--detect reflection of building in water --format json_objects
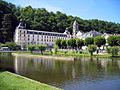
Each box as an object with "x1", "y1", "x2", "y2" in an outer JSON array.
[
  {"x1": 117, "y1": 60, "x2": 120, "y2": 69},
  {"x1": 13, "y1": 55, "x2": 120, "y2": 85},
  {"x1": 14, "y1": 55, "x2": 55, "y2": 74}
]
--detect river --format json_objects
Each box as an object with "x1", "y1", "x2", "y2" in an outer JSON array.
[{"x1": 0, "y1": 52, "x2": 120, "y2": 90}]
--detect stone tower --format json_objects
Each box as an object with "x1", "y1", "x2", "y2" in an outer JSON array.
[{"x1": 73, "y1": 20, "x2": 79, "y2": 38}]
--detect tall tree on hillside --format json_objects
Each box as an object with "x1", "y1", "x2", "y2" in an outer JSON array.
[{"x1": 1, "y1": 14, "x2": 18, "y2": 42}]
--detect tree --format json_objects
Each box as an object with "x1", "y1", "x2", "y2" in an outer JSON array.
[
  {"x1": 107, "y1": 36, "x2": 120, "y2": 46},
  {"x1": 88, "y1": 45, "x2": 97, "y2": 56},
  {"x1": 67, "y1": 39, "x2": 77, "y2": 49},
  {"x1": 107, "y1": 46, "x2": 119, "y2": 57},
  {"x1": 4, "y1": 42, "x2": 17, "y2": 50},
  {"x1": 76, "y1": 39, "x2": 84, "y2": 49},
  {"x1": 27, "y1": 45, "x2": 36, "y2": 53},
  {"x1": 37, "y1": 45, "x2": 46, "y2": 55},
  {"x1": 61, "y1": 40, "x2": 67, "y2": 49},
  {"x1": 55, "y1": 39, "x2": 62, "y2": 48},
  {"x1": 84, "y1": 37, "x2": 94, "y2": 46},
  {"x1": 54, "y1": 45, "x2": 58, "y2": 54},
  {"x1": 94, "y1": 36, "x2": 106, "y2": 52}
]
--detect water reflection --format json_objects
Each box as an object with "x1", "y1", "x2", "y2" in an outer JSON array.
[
  {"x1": 0, "y1": 53, "x2": 120, "y2": 90},
  {"x1": 13, "y1": 55, "x2": 120, "y2": 87}
]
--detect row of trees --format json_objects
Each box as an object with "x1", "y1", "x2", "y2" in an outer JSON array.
[
  {"x1": 55, "y1": 36, "x2": 120, "y2": 49},
  {"x1": 27, "y1": 45, "x2": 46, "y2": 54},
  {"x1": 0, "y1": 42, "x2": 20, "y2": 50},
  {"x1": 1, "y1": 0, "x2": 120, "y2": 43},
  {"x1": 55, "y1": 36, "x2": 120, "y2": 56},
  {"x1": 55, "y1": 36, "x2": 106, "y2": 50}
]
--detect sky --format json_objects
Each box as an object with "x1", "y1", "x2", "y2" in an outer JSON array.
[{"x1": 6, "y1": 0, "x2": 120, "y2": 23}]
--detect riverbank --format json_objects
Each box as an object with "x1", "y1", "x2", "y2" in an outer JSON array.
[
  {"x1": 12, "y1": 53, "x2": 75, "y2": 61},
  {"x1": 0, "y1": 71, "x2": 61, "y2": 90},
  {"x1": 11, "y1": 51, "x2": 120, "y2": 60}
]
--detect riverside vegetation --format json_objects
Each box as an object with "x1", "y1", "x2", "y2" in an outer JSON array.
[
  {"x1": 0, "y1": 36, "x2": 120, "y2": 57},
  {"x1": 25, "y1": 36, "x2": 120, "y2": 57}
]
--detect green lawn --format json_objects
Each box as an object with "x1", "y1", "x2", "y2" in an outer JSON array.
[{"x1": 0, "y1": 71, "x2": 61, "y2": 90}]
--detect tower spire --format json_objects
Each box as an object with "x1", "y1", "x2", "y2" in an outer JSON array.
[{"x1": 73, "y1": 19, "x2": 79, "y2": 38}]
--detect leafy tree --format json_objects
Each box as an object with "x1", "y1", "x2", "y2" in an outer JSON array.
[
  {"x1": 54, "y1": 45, "x2": 58, "y2": 54},
  {"x1": 37, "y1": 45, "x2": 46, "y2": 55},
  {"x1": 68, "y1": 39, "x2": 77, "y2": 49},
  {"x1": 107, "y1": 46, "x2": 119, "y2": 57},
  {"x1": 88, "y1": 45, "x2": 97, "y2": 56},
  {"x1": 27, "y1": 45, "x2": 36, "y2": 53},
  {"x1": 84, "y1": 37, "x2": 94, "y2": 46},
  {"x1": 61, "y1": 40, "x2": 67, "y2": 49},
  {"x1": 94, "y1": 36, "x2": 106, "y2": 49},
  {"x1": 55, "y1": 39, "x2": 62, "y2": 48},
  {"x1": 4, "y1": 42, "x2": 17, "y2": 50},
  {"x1": 76, "y1": 39, "x2": 84, "y2": 49},
  {"x1": 107, "y1": 36, "x2": 120, "y2": 46}
]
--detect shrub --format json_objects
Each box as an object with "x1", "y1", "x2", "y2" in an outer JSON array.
[{"x1": 88, "y1": 45, "x2": 97, "y2": 56}]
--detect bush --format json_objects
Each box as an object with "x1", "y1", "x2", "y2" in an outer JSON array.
[
  {"x1": 107, "y1": 46, "x2": 119, "y2": 57},
  {"x1": 88, "y1": 45, "x2": 97, "y2": 56}
]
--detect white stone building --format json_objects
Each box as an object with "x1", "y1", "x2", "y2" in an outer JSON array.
[
  {"x1": 14, "y1": 23, "x2": 71, "y2": 49},
  {"x1": 14, "y1": 20, "x2": 104, "y2": 49}
]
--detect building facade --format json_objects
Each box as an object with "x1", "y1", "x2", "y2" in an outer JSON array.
[
  {"x1": 14, "y1": 24, "x2": 71, "y2": 49},
  {"x1": 14, "y1": 20, "x2": 103, "y2": 49}
]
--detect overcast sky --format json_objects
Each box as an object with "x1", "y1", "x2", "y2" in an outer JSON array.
[{"x1": 6, "y1": 0, "x2": 120, "y2": 23}]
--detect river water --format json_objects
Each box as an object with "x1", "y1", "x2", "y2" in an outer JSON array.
[{"x1": 0, "y1": 53, "x2": 120, "y2": 90}]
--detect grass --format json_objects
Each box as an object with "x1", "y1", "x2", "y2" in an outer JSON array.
[{"x1": 0, "y1": 71, "x2": 61, "y2": 90}]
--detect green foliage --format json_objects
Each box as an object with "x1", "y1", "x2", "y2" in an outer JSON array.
[
  {"x1": 27, "y1": 45, "x2": 36, "y2": 53},
  {"x1": 88, "y1": 45, "x2": 97, "y2": 56},
  {"x1": 94, "y1": 36, "x2": 106, "y2": 47},
  {"x1": 0, "y1": 43, "x2": 4, "y2": 47},
  {"x1": 4, "y1": 42, "x2": 17, "y2": 50},
  {"x1": 55, "y1": 39, "x2": 62, "y2": 48},
  {"x1": 107, "y1": 46, "x2": 119, "y2": 57},
  {"x1": 107, "y1": 36, "x2": 120, "y2": 46},
  {"x1": 67, "y1": 39, "x2": 76, "y2": 49},
  {"x1": 76, "y1": 39, "x2": 84, "y2": 49},
  {"x1": 37, "y1": 45, "x2": 46, "y2": 55},
  {"x1": 61, "y1": 40, "x2": 67, "y2": 49},
  {"x1": 84, "y1": 37, "x2": 94, "y2": 46},
  {"x1": 54, "y1": 45, "x2": 58, "y2": 54}
]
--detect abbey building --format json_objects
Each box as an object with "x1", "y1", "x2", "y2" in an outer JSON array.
[{"x1": 14, "y1": 20, "x2": 102, "y2": 49}]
